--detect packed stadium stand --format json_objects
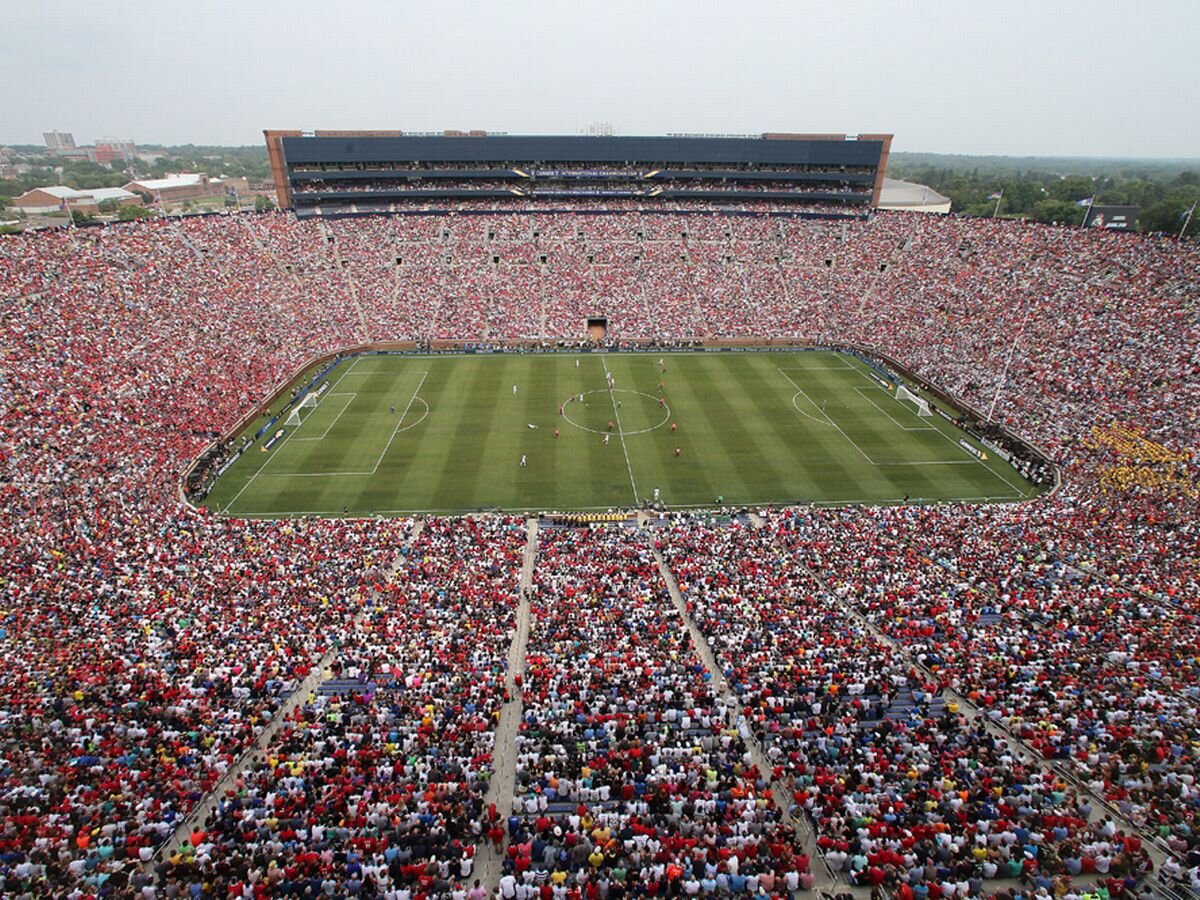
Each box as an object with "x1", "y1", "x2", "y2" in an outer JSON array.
[{"x1": 0, "y1": 201, "x2": 1198, "y2": 898}]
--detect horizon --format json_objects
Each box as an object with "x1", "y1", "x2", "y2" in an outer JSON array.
[
  {"x1": 5, "y1": 137, "x2": 1199, "y2": 165},
  {"x1": 2, "y1": 0, "x2": 1196, "y2": 159}
]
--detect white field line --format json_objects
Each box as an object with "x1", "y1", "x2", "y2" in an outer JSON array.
[
  {"x1": 250, "y1": 399, "x2": 431, "y2": 479},
  {"x1": 782, "y1": 365, "x2": 865, "y2": 371},
  {"x1": 224, "y1": 357, "x2": 361, "y2": 511},
  {"x1": 369, "y1": 371, "x2": 428, "y2": 474},
  {"x1": 852, "y1": 386, "x2": 935, "y2": 432},
  {"x1": 836, "y1": 358, "x2": 1030, "y2": 497},
  {"x1": 231, "y1": 494, "x2": 1030, "y2": 517},
  {"x1": 777, "y1": 367, "x2": 998, "y2": 472},
  {"x1": 601, "y1": 355, "x2": 640, "y2": 505},
  {"x1": 838, "y1": 355, "x2": 865, "y2": 373},
  {"x1": 292, "y1": 392, "x2": 357, "y2": 441},
  {"x1": 778, "y1": 366, "x2": 875, "y2": 464},
  {"x1": 922, "y1": 419, "x2": 1031, "y2": 497}
]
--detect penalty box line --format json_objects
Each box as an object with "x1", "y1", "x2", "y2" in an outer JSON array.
[
  {"x1": 370, "y1": 370, "x2": 429, "y2": 474},
  {"x1": 839, "y1": 358, "x2": 1032, "y2": 497},
  {"x1": 224, "y1": 356, "x2": 362, "y2": 512},
  {"x1": 852, "y1": 386, "x2": 935, "y2": 432},
  {"x1": 291, "y1": 392, "x2": 357, "y2": 441},
  {"x1": 778, "y1": 367, "x2": 980, "y2": 469},
  {"x1": 779, "y1": 366, "x2": 1031, "y2": 497}
]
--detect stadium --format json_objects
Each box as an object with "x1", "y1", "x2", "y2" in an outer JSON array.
[{"x1": 0, "y1": 128, "x2": 1197, "y2": 900}]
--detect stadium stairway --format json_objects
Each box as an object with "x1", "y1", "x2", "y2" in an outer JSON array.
[
  {"x1": 473, "y1": 517, "x2": 538, "y2": 894},
  {"x1": 653, "y1": 546, "x2": 833, "y2": 889},
  {"x1": 169, "y1": 220, "x2": 205, "y2": 263},
  {"x1": 148, "y1": 518, "x2": 428, "y2": 872},
  {"x1": 319, "y1": 219, "x2": 371, "y2": 341},
  {"x1": 756, "y1": 519, "x2": 1170, "y2": 878}
]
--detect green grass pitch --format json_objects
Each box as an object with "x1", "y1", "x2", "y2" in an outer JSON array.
[{"x1": 205, "y1": 350, "x2": 1041, "y2": 516}]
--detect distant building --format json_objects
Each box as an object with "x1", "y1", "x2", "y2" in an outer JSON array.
[
  {"x1": 12, "y1": 185, "x2": 140, "y2": 214},
  {"x1": 42, "y1": 132, "x2": 138, "y2": 165},
  {"x1": 877, "y1": 178, "x2": 951, "y2": 214},
  {"x1": 91, "y1": 138, "x2": 137, "y2": 165},
  {"x1": 123, "y1": 173, "x2": 222, "y2": 206},
  {"x1": 44, "y1": 130, "x2": 76, "y2": 153}
]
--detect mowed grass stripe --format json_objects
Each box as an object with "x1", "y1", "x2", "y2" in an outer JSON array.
[
  {"x1": 831, "y1": 358, "x2": 1025, "y2": 499},
  {"x1": 398, "y1": 360, "x2": 470, "y2": 510},
  {"x1": 669, "y1": 356, "x2": 781, "y2": 502},
  {"x1": 206, "y1": 351, "x2": 1045, "y2": 515},
  {"x1": 429, "y1": 358, "x2": 506, "y2": 509},
  {"x1": 607, "y1": 356, "x2": 704, "y2": 505},
  {"x1": 690, "y1": 356, "x2": 792, "y2": 502},
  {"x1": 740, "y1": 355, "x2": 865, "y2": 501},
  {"x1": 355, "y1": 365, "x2": 446, "y2": 510},
  {"x1": 583, "y1": 356, "x2": 639, "y2": 506}
]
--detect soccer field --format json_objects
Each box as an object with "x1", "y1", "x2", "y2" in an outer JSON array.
[{"x1": 205, "y1": 350, "x2": 1041, "y2": 516}]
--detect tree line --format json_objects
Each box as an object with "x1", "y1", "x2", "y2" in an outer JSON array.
[{"x1": 889, "y1": 153, "x2": 1199, "y2": 237}]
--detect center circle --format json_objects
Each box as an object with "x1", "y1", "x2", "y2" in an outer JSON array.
[{"x1": 560, "y1": 389, "x2": 671, "y2": 435}]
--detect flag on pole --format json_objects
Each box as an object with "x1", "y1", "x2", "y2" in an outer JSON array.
[
  {"x1": 987, "y1": 192, "x2": 1002, "y2": 200},
  {"x1": 1181, "y1": 202, "x2": 1197, "y2": 221},
  {"x1": 1076, "y1": 197, "x2": 1094, "y2": 207}
]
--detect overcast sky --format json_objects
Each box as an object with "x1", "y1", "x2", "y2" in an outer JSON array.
[{"x1": 4, "y1": 0, "x2": 1197, "y2": 158}]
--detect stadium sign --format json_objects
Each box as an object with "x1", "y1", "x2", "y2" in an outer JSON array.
[{"x1": 1082, "y1": 205, "x2": 1139, "y2": 230}]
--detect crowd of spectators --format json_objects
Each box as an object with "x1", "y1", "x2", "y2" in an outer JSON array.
[
  {"x1": 658, "y1": 518, "x2": 1160, "y2": 897},
  {"x1": 509, "y1": 526, "x2": 813, "y2": 896},
  {"x1": 0, "y1": 204, "x2": 1197, "y2": 895},
  {"x1": 155, "y1": 517, "x2": 524, "y2": 897}
]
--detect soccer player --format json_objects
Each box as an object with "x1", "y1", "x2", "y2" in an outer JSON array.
[
  {"x1": 553, "y1": 427, "x2": 559, "y2": 439},
  {"x1": 670, "y1": 421, "x2": 677, "y2": 432},
  {"x1": 675, "y1": 446, "x2": 681, "y2": 458},
  {"x1": 520, "y1": 454, "x2": 527, "y2": 467},
  {"x1": 390, "y1": 405, "x2": 396, "y2": 415},
  {"x1": 608, "y1": 420, "x2": 614, "y2": 432},
  {"x1": 603, "y1": 434, "x2": 610, "y2": 445},
  {"x1": 512, "y1": 384, "x2": 518, "y2": 395}
]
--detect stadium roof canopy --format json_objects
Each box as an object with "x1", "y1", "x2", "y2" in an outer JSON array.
[
  {"x1": 877, "y1": 178, "x2": 951, "y2": 214},
  {"x1": 125, "y1": 174, "x2": 205, "y2": 192}
]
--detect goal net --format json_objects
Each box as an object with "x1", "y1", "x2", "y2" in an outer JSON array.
[
  {"x1": 896, "y1": 384, "x2": 933, "y2": 417},
  {"x1": 285, "y1": 393, "x2": 319, "y2": 428}
]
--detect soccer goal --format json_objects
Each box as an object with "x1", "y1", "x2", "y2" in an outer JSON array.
[
  {"x1": 285, "y1": 393, "x2": 318, "y2": 427},
  {"x1": 896, "y1": 384, "x2": 933, "y2": 417}
]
